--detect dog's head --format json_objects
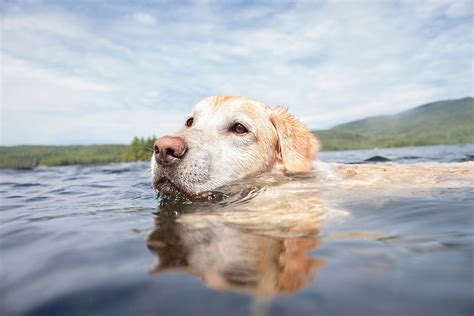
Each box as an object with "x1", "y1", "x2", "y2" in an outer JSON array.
[{"x1": 151, "y1": 96, "x2": 319, "y2": 195}]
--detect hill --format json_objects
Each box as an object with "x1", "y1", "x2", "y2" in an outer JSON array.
[{"x1": 314, "y1": 97, "x2": 474, "y2": 151}]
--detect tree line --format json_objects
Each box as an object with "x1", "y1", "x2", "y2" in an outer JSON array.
[{"x1": 123, "y1": 136, "x2": 156, "y2": 161}]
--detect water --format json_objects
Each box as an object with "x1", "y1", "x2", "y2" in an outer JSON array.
[
  {"x1": 318, "y1": 143, "x2": 474, "y2": 163},
  {"x1": 1, "y1": 144, "x2": 473, "y2": 316}
]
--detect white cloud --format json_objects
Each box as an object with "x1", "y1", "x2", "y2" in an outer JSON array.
[
  {"x1": 446, "y1": 1, "x2": 474, "y2": 17},
  {"x1": 132, "y1": 12, "x2": 156, "y2": 26},
  {"x1": 2, "y1": 108, "x2": 185, "y2": 145},
  {"x1": 301, "y1": 88, "x2": 440, "y2": 125},
  {"x1": 1, "y1": 53, "x2": 115, "y2": 113},
  {"x1": 0, "y1": 0, "x2": 472, "y2": 145}
]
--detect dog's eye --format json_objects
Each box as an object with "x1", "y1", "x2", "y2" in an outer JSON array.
[
  {"x1": 185, "y1": 117, "x2": 194, "y2": 128},
  {"x1": 229, "y1": 123, "x2": 248, "y2": 134}
]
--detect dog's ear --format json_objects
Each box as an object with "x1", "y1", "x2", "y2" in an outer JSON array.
[{"x1": 270, "y1": 106, "x2": 319, "y2": 172}]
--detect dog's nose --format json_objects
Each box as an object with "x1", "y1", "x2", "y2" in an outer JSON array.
[{"x1": 153, "y1": 136, "x2": 188, "y2": 166}]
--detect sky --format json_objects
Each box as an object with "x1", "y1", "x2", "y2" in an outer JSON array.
[{"x1": 1, "y1": 0, "x2": 473, "y2": 145}]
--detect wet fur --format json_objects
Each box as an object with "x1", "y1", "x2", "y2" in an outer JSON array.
[{"x1": 151, "y1": 96, "x2": 318, "y2": 196}]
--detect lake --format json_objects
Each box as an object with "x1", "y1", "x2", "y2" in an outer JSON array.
[{"x1": 1, "y1": 144, "x2": 473, "y2": 316}]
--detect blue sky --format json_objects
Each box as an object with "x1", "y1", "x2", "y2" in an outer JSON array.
[{"x1": 1, "y1": 0, "x2": 473, "y2": 145}]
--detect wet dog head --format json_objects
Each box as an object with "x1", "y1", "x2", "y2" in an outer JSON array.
[{"x1": 151, "y1": 96, "x2": 319, "y2": 196}]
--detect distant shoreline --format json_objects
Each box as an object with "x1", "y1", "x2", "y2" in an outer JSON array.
[
  {"x1": 1, "y1": 142, "x2": 472, "y2": 169},
  {"x1": 2, "y1": 97, "x2": 472, "y2": 169}
]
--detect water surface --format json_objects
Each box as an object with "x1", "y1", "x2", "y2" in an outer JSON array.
[{"x1": 1, "y1": 144, "x2": 473, "y2": 315}]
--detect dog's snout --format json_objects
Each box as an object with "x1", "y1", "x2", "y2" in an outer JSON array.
[{"x1": 154, "y1": 136, "x2": 188, "y2": 165}]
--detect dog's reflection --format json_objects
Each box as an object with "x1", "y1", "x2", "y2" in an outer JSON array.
[{"x1": 147, "y1": 200, "x2": 326, "y2": 297}]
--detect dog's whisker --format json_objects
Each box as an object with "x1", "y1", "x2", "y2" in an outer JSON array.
[
  {"x1": 142, "y1": 146, "x2": 154, "y2": 152},
  {"x1": 142, "y1": 167, "x2": 151, "y2": 176}
]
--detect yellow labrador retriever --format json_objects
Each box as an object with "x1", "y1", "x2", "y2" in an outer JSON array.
[
  {"x1": 148, "y1": 96, "x2": 473, "y2": 297},
  {"x1": 151, "y1": 96, "x2": 318, "y2": 196}
]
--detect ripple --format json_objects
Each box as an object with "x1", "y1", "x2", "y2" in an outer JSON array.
[
  {"x1": 363, "y1": 155, "x2": 391, "y2": 162},
  {"x1": 457, "y1": 154, "x2": 474, "y2": 162},
  {"x1": 101, "y1": 168, "x2": 135, "y2": 174},
  {"x1": 12, "y1": 183, "x2": 43, "y2": 188},
  {"x1": 5, "y1": 195, "x2": 25, "y2": 199},
  {"x1": 0, "y1": 204, "x2": 24, "y2": 211},
  {"x1": 63, "y1": 176, "x2": 90, "y2": 181},
  {"x1": 25, "y1": 196, "x2": 50, "y2": 202},
  {"x1": 48, "y1": 188, "x2": 82, "y2": 196},
  {"x1": 0, "y1": 182, "x2": 18, "y2": 186}
]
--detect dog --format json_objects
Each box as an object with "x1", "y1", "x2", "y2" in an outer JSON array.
[
  {"x1": 147, "y1": 96, "x2": 474, "y2": 296},
  {"x1": 151, "y1": 96, "x2": 319, "y2": 196}
]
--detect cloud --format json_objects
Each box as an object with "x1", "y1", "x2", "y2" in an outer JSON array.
[
  {"x1": 1, "y1": 108, "x2": 185, "y2": 145},
  {"x1": 301, "y1": 88, "x2": 440, "y2": 125},
  {"x1": 132, "y1": 12, "x2": 156, "y2": 26},
  {"x1": 1, "y1": 53, "x2": 116, "y2": 114},
  {"x1": 1, "y1": 0, "x2": 472, "y2": 145}
]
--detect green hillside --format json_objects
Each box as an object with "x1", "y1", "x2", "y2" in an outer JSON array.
[{"x1": 314, "y1": 97, "x2": 474, "y2": 151}]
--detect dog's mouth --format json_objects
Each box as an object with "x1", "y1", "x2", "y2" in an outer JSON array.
[
  {"x1": 153, "y1": 175, "x2": 222, "y2": 202},
  {"x1": 153, "y1": 176, "x2": 183, "y2": 194}
]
